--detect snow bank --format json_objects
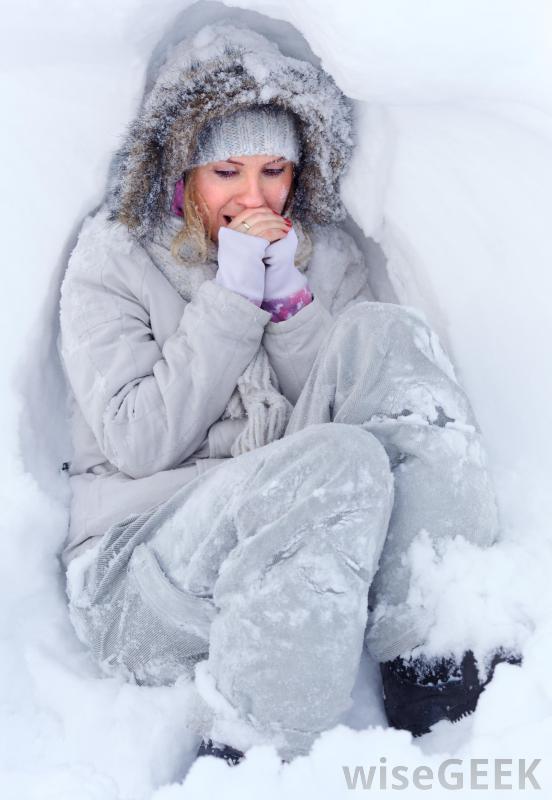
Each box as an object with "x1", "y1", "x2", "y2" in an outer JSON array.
[{"x1": 1, "y1": 0, "x2": 552, "y2": 797}]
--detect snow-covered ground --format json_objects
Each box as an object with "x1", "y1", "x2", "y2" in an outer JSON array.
[{"x1": 2, "y1": 1, "x2": 552, "y2": 797}]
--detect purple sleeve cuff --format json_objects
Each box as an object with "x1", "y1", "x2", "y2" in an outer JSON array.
[{"x1": 261, "y1": 287, "x2": 313, "y2": 323}]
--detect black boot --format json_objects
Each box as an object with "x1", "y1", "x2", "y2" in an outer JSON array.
[
  {"x1": 196, "y1": 738, "x2": 245, "y2": 766},
  {"x1": 380, "y1": 649, "x2": 522, "y2": 737}
]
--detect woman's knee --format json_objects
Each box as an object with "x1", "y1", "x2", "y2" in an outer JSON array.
[
  {"x1": 287, "y1": 423, "x2": 393, "y2": 496},
  {"x1": 327, "y1": 303, "x2": 467, "y2": 425}
]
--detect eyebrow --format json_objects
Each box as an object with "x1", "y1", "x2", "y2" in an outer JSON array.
[{"x1": 223, "y1": 157, "x2": 286, "y2": 166}]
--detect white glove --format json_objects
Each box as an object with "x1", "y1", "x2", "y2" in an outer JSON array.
[
  {"x1": 263, "y1": 227, "x2": 308, "y2": 300},
  {"x1": 215, "y1": 226, "x2": 267, "y2": 306}
]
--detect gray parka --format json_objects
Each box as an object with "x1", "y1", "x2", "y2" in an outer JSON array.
[{"x1": 59, "y1": 24, "x2": 373, "y2": 564}]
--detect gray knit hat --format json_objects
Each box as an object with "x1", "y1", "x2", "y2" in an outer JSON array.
[{"x1": 190, "y1": 107, "x2": 301, "y2": 167}]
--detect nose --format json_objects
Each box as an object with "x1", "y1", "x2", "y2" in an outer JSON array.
[{"x1": 234, "y1": 174, "x2": 266, "y2": 208}]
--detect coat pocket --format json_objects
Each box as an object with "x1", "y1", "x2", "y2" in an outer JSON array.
[
  {"x1": 117, "y1": 543, "x2": 215, "y2": 685},
  {"x1": 129, "y1": 543, "x2": 215, "y2": 641},
  {"x1": 72, "y1": 542, "x2": 216, "y2": 686}
]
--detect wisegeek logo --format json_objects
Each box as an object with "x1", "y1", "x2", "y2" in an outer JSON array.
[{"x1": 342, "y1": 758, "x2": 542, "y2": 791}]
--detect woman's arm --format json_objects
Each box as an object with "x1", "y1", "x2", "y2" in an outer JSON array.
[{"x1": 60, "y1": 217, "x2": 270, "y2": 479}]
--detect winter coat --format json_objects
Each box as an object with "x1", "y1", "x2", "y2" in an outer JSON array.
[{"x1": 59, "y1": 23, "x2": 373, "y2": 564}]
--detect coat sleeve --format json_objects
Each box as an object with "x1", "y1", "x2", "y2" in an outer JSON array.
[
  {"x1": 262, "y1": 227, "x2": 373, "y2": 405},
  {"x1": 60, "y1": 224, "x2": 270, "y2": 479}
]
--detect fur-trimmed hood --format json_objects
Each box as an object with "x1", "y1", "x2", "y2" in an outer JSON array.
[{"x1": 106, "y1": 23, "x2": 354, "y2": 241}]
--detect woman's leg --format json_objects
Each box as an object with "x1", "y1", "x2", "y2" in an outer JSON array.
[
  {"x1": 285, "y1": 301, "x2": 500, "y2": 663},
  {"x1": 204, "y1": 425, "x2": 395, "y2": 757},
  {"x1": 69, "y1": 423, "x2": 393, "y2": 759}
]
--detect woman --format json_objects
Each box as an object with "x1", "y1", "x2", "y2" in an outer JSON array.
[{"x1": 60, "y1": 24, "x2": 515, "y2": 763}]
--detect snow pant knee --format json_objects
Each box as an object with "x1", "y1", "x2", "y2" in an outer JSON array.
[{"x1": 288, "y1": 301, "x2": 475, "y2": 435}]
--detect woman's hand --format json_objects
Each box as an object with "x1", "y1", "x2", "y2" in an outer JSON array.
[
  {"x1": 263, "y1": 227, "x2": 308, "y2": 301},
  {"x1": 215, "y1": 225, "x2": 268, "y2": 306},
  {"x1": 228, "y1": 206, "x2": 291, "y2": 244}
]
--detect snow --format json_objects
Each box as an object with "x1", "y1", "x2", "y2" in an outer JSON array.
[{"x1": 1, "y1": 0, "x2": 552, "y2": 797}]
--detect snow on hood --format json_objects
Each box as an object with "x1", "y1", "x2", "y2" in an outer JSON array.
[{"x1": 106, "y1": 23, "x2": 354, "y2": 241}]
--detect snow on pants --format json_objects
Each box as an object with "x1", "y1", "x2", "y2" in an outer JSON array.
[{"x1": 67, "y1": 302, "x2": 499, "y2": 758}]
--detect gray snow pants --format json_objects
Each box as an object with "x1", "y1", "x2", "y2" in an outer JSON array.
[{"x1": 68, "y1": 302, "x2": 499, "y2": 757}]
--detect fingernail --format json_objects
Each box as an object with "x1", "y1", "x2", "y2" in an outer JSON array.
[{"x1": 284, "y1": 218, "x2": 292, "y2": 225}]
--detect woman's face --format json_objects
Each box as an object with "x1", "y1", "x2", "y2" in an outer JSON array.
[{"x1": 193, "y1": 154, "x2": 294, "y2": 243}]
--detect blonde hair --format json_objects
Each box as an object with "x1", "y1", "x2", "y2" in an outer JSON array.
[
  {"x1": 170, "y1": 166, "x2": 297, "y2": 264},
  {"x1": 170, "y1": 170, "x2": 211, "y2": 263}
]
